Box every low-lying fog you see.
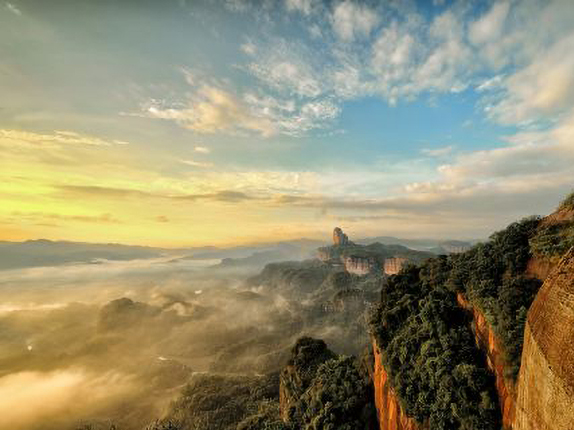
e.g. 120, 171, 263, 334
0, 255, 369, 430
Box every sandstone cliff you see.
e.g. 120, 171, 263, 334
457, 293, 516, 429
382, 257, 407, 275
514, 247, 574, 430
372, 340, 425, 430
343, 255, 376, 275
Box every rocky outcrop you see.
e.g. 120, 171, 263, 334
333, 227, 349, 246
383, 257, 407, 275
372, 340, 424, 430
344, 255, 376, 275
526, 206, 574, 281
279, 337, 335, 422
456, 293, 516, 429
514, 247, 574, 430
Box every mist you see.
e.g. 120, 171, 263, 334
0, 254, 371, 430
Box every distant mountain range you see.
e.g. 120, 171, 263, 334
0, 236, 477, 271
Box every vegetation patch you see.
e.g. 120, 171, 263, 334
449, 217, 543, 377
530, 221, 574, 260
369, 257, 501, 430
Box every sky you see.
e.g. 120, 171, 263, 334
1, 0, 574, 247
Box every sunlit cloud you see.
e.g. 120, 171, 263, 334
4, 2, 22, 16
194, 146, 210, 154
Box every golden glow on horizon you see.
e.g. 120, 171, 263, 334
0, 128, 332, 246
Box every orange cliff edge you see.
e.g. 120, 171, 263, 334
372, 339, 426, 430
456, 293, 516, 429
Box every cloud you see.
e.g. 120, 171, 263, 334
469, 1, 510, 45
0, 369, 136, 430
421, 145, 454, 157
180, 158, 213, 168
194, 146, 210, 154
146, 86, 276, 137
56, 184, 258, 204
5, 2, 21, 16
285, 0, 315, 15
485, 33, 574, 124
14, 211, 122, 225
331, 1, 379, 41
245, 40, 324, 98
0, 129, 130, 148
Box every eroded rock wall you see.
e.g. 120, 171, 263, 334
344, 256, 376, 275
456, 293, 516, 429
372, 340, 424, 430
514, 248, 574, 430
383, 257, 407, 275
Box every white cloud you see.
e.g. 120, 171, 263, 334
194, 146, 210, 154
469, 1, 510, 45
180, 158, 214, 168
285, 0, 315, 15
331, 1, 379, 41
146, 86, 276, 137
240, 41, 256, 56
486, 33, 574, 124
0, 129, 129, 148
5, 2, 21, 16
421, 145, 454, 157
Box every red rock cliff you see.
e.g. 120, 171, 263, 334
456, 293, 516, 429
372, 340, 424, 430
514, 247, 574, 430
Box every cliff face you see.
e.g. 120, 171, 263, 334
333, 227, 349, 246
383, 257, 407, 275
372, 340, 424, 430
456, 293, 516, 429
514, 247, 574, 430
343, 255, 376, 275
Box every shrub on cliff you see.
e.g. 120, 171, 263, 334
530, 221, 574, 260
280, 338, 375, 430
369, 263, 501, 430
151, 373, 280, 430
448, 217, 543, 377
559, 190, 574, 210
299, 356, 375, 430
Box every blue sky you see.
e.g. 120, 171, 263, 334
1, 0, 574, 246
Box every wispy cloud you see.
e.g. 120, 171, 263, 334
330, 1, 379, 41
145, 85, 276, 137
5, 2, 22, 16
0, 129, 130, 148
180, 158, 213, 168
13, 211, 122, 224
421, 146, 454, 157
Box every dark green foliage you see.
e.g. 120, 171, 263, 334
237, 401, 289, 430
280, 338, 375, 430
287, 337, 337, 371
559, 190, 574, 210
325, 270, 352, 289
281, 337, 338, 424
299, 356, 375, 430
152, 373, 280, 430
247, 260, 334, 297
449, 217, 543, 377
530, 221, 574, 259
369, 262, 501, 430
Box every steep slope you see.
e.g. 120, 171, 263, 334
372, 340, 425, 430
514, 247, 574, 430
